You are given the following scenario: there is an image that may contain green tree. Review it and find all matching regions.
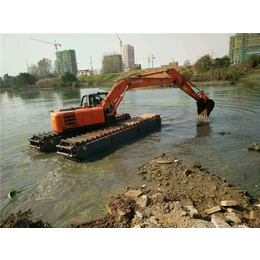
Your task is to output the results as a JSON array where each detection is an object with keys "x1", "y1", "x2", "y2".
[
  {"x1": 3, "y1": 73, "x2": 12, "y2": 83},
  {"x1": 246, "y1": 54, "x2": 260, "y2": 68},
  {"x1": 29, "y1": 64, "x2": 40, "y2": 79},
  {"x1": 37, "y1": 58, "x2": 52, "y2": 78},
  {"x1": 213, "y1": 55, "x2": 231, "y2": 68},
  {"x1": 61, "y1": 71, "x2": 78, "y2": 85},
  {"x1": 13, "y1": 73, "x2": 37, "y2": 87},
  {"x1": 180, "y1": 68, "x2": 193, "y2": 80},
  {"x1": 194, "y1": 55, "x2": 213, "y2": 73}
]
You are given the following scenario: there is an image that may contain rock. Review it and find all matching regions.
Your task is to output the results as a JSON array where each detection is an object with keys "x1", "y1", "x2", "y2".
[
  {"x1": 203, "y1": 206, "x2": 222, "y2": 215},
  {"x1": 136, "y1": 195, "x2": 149, "y2": 208},
  {"x1": 211, "y1": 215, "x2": 231, "y2": 228},
  {"x1": 106, "y1": 203, "x2": 112, "y2": 214},
  {"x1": 156, "y1": 160, "x2": 172, "y2": 164},
  {"x1": 186, "y1": 205, "x2": 199, "y2": 218},
  {"x1": 226, "y1": 213, "x2": 241, "y2": 224},
  {"x1": 220, "y1": 200, "x2": 238, "y2": 207},
  {"x1": 248, "y1": 142, "x2": 260, "y2": 151},
  {"x1": 184, "y1": 169, "x2": 192, "y2": 176},
  {"x1": 125, "y1": 190, "x2": 142, "y2": 200},
  {"x1": 193, "y1": 161, "x2": 201, "y2": 168},
  {"x1": 174, "y1": 159, "x2": 179, "y2": 163},
  {"x1": 149, "y1": 216, "x2": 158, "y2": 225},
  {"x1": 118, "y1": 209, "x2": 127, "y2": 216},
  {"x1": 226, "y1": 208, "x2": 242, "y2": 215},
  {"x1": 174, "y1": 201, "x2": 183, "y2": 209},
  {"x1": 133, "y1": 225, "x2": 141, "y2": 228},
  {"x1": 250, "y1": 210, "x2": 259, "y2": 220},
  {"x1": 191, "y1": 219, "x2": 215, "y2": 228},
  {"x1": 135, "y1": 211, "x2": 143, "y2": 219},
  {"x1": 154, "y1": 193, "x2": 166, "y2": 203},
  {"x1": 237, "y1": 224, "x2": 250, "y2": 228}
]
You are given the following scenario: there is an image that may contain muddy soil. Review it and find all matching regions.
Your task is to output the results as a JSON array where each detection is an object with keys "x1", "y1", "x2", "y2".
[
  {"x1": 1, "y1": 154, "x2": 260, "y2": 228},
  {"x1": 0, "y1": 209, "x2": 50, "y2": 228}
]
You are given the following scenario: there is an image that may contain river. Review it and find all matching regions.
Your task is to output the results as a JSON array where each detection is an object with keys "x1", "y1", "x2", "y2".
[{"x1": 1, "y1": 84, "x2": 260, "y2": 227}]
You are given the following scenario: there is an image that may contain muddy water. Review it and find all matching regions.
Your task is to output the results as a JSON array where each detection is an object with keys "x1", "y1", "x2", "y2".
[{"x1": 1, "y1": 84, "x2": 260, "y2": 227}]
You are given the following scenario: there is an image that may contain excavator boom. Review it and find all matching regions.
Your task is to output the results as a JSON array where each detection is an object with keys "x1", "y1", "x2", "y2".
[{"x1": 101, "y1": 68, "x2": 215, "y2": 118}]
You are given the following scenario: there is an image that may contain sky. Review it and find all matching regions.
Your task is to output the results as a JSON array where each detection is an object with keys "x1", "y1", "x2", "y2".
[
  {"x1": 1, "y1": 1, "x2": 257, "y2": 78},
  {"x1": 1, "y1": 33, "x2": 234, "y2": 76}
]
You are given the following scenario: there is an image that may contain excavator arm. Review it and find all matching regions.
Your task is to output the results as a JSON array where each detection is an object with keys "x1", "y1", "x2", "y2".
[{"x1": 101, "y1": 68, "x2": 215, "y2": 118}]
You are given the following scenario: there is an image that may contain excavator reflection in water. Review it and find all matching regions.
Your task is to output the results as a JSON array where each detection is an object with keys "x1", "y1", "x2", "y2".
[{"x1": 29, "y1": 68, "x2": 215, "y2": 160}]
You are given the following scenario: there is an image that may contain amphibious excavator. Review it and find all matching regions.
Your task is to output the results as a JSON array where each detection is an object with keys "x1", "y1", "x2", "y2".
[{"x1": 29, "y1": 68, "x2": 215, "y2": 160}]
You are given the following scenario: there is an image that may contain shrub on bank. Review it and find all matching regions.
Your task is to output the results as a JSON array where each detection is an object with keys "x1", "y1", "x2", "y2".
[
  {"x1": 36, "y1": 78, "x2": 62, "y2": 88},
  {"x1": 191, "y1": 67, "x2": 244, "y2": 82}
]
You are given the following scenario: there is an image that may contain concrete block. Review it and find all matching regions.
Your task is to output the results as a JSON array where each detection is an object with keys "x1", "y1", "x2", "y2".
[
  {"x1": 220, "y1": 200, "x2": 238, "y2": 207},
  {"x1": 250, "y1": 210, "x2": 259, "y2": 220},
  {"x1": 191, "y1": 219, "x2": 215, "y2": 228},
  {"x1": 237, "y1": 225, "x2": 250, "y2": 228},
  {"x1": 136, "y1": 195, "x2": 149, "y2": 208},
  {"x1": 211, "y1": 215, "x2": 231, "y2": 228},
  {"x1": 156, "y1": 160, "x2": 172, "y2": 164},
  {"x1": 226, "y1": 213, "x2": 241, "y2": 224},
  {"x1": 125, "y1": 190, "x2": 142, "y2": 200},
  {"x1": 203, "y1": 206, "x2": 221, "y2": 215}
]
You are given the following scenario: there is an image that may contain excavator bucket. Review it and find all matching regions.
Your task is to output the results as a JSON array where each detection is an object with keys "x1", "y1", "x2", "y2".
[{"x1": 197, "y1": 99, "x2": 215, "y2": 119}]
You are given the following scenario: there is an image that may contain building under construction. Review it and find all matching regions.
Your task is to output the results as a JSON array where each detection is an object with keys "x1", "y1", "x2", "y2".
[
  {"x1": 56, "y1": 50, "x2": 78, "y2": 76},
  {"x1": 229, "y1": 33, "x2": 260, "y2": 64},
  {"x1": 123, "y1": 44, "x2": 135, "y2": 71},
  {"x1": 102, "y1": 54, "x2": 123, "y2": 73}
]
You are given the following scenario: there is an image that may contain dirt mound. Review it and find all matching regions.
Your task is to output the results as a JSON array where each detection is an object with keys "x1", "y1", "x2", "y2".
[
  {"x1": 0, "y1": 209, "x2": 50, "y2": 228},
  {"x1": 71, "y1": 154, "x2": 260, "y2": 228},
  {"x1": 138, "y1": 155, "x2": 252, "y2": 213}
]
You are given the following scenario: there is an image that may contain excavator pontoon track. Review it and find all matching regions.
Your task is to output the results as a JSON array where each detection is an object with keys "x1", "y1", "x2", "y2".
[
  {"x1": 56, "y1": 114, "x2": 161, "y2": 161},
  {"x1": 29, "y1": 113, "x2": 130, "y2": 152}
]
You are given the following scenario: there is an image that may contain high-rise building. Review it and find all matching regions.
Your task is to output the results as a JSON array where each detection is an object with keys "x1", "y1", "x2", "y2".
[
  {"x1": 102, "y1": 54, "x2": 123, "y2": 73},
  {"x1": 123, "y1": 44, "x2": 135, "y2": 70},
  {"x1": 56, "y1": 49, "x2": 78, "y2": 75},
  {"x1": 229, "y1": 33, "x2": 260, "y2": 64}
]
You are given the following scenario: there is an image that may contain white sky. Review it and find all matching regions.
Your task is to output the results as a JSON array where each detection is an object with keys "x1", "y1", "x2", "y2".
[
  {"x1": 1, "y1": 33, "x2": 235, "y2": 76},
  {"x1": 1, "y1": 1, "x2": 257, "y2": 78}
]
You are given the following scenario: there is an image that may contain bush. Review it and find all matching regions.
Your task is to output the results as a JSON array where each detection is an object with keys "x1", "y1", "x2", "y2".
[
  {"x1": 13, "y1": 73, "x2": 37, "y2": 87},
  {"x1": 61, "y1": 71, "x2": 78, "y2": 85},
  {"x1": 36, "y1": 78, "x2": 62, "y2": 88},
  {"x1": 179, "y1": 68, "x2": 193, "y2": 80},
  {"x1": 246, "y1": 54, "x2": 260, "y2": 69}
]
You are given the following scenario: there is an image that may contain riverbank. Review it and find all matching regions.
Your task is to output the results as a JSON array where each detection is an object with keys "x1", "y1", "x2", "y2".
[
  {"x1": 2, "y1": 67, "x2": 259, "y2": 91},
  {"x1": 1, "y1": 153, "x2": 259, "y2": 228}
]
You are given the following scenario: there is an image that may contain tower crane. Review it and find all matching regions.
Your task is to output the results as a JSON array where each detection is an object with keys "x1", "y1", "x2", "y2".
[
  {"x1": 116, "y1": 34, "x2": 123, "y2": 58},
  {"x1": 29, "y1": 38, "x2": 62, "y2": 52}
]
